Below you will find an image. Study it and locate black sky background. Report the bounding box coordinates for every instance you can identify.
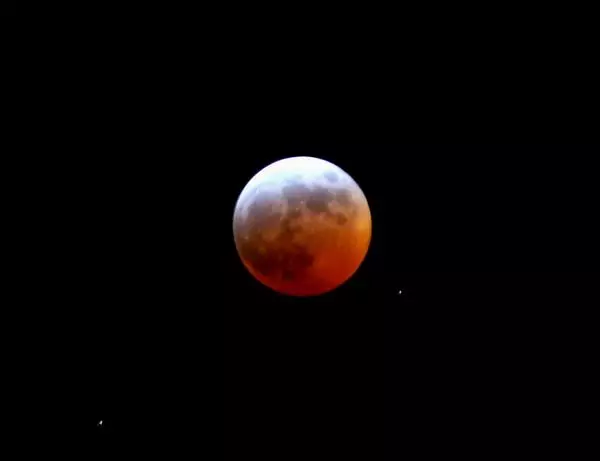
[15,20,598,455]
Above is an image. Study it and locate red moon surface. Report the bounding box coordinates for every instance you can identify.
[233,156,372,296]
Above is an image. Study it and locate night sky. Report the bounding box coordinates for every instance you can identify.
[7,3,597,454]
[30,142,597,456]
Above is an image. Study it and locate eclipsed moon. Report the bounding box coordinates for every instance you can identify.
[232,156,372,296]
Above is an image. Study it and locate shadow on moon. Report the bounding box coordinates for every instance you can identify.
[233,158,370,296]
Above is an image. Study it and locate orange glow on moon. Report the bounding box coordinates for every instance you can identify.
[233,156,371,296]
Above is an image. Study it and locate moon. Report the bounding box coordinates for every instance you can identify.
[233,156,372,296]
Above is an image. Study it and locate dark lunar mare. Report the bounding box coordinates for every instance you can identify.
[324,171,338,183]
[235,185,313,281]
[235,179,356,283]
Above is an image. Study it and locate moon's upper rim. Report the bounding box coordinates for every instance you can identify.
[233,156,368,219]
